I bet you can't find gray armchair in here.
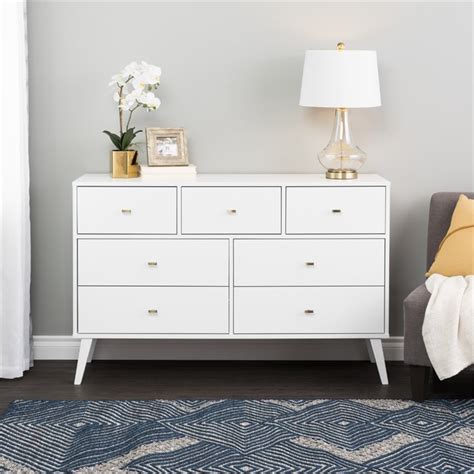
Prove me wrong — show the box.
[404,192,474,401]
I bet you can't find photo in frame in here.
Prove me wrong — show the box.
[146,128,189,166]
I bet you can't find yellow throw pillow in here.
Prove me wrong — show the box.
[427,194,474,276]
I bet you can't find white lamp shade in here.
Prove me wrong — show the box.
[299,50,381,108]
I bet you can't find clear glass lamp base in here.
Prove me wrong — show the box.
[318,108,367,180]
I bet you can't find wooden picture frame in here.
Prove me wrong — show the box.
[146,128,189,166]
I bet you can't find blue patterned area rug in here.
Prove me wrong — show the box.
[0,399,473,473]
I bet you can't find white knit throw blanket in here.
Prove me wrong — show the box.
[423,274,473,380]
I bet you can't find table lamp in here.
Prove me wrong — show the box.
[299,42,381,179]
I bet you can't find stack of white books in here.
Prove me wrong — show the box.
[140,164,197,177]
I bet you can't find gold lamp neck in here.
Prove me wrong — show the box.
[336,42,345,51]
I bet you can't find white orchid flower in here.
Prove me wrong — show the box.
[122,61,140,77]
[127,89,141,101]
[120,97,135,111]
[108,73,127,86]
[138,92,161,110]
[106,61,162,142]
[130,88,141,97]
[134,62,161,85]
[136,92,151,105]
[144,64,161,79]
[142,61,160,72]
[109,62,161,89]
[117,89,138,110]
[145,71,161,85]
[132,76,146,91]
[147,65,161,83]
[148,97,161,110]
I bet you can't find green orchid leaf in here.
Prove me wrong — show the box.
[121,128,135,150]
[103,130,122,150]
[121,128,143,150]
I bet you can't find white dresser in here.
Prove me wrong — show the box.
[73,174,390,384]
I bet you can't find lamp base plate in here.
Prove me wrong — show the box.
[326,169,358,180]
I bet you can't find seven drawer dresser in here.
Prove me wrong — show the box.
[73,174,390,384]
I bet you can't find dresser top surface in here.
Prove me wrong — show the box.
[74,173,390,186]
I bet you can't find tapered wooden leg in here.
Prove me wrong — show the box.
[87,339,97,363]
[369,339,388,385]
[410,365,431,402]
[74,339,94,385]
[365,340,375,363]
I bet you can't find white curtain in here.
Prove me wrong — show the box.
[0,0,31,378]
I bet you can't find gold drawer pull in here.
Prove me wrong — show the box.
[304,309,314,314]
[121,209,132,214]
[148,309,158,315]
[147,262,158,267]
[332,209,342,214]
[228,209,237,214]
[305,261,315,266]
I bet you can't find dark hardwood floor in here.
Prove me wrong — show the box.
[0,361,472,414]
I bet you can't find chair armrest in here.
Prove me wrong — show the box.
[403,283,431,367]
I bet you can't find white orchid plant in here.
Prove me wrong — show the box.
[103,61,161,151]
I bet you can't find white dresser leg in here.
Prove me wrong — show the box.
[87,339,97,363]
[365,340,375,363]
[369,339,389,385]
[74,339,94,385]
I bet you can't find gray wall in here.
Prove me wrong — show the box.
[28,1,472,337]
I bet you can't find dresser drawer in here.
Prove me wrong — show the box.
[78,239,229,286]
[286,187,386,234]
[234,287,384,334]
[181,187,281,234]
[78,287,228,334]
[77,187,177,234]
[234,239,384,286]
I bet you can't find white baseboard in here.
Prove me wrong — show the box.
[33,336,404,361]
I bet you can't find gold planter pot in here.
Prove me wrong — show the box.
[112,150,140,178]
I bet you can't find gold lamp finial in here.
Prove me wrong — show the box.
[336,42,345,51]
